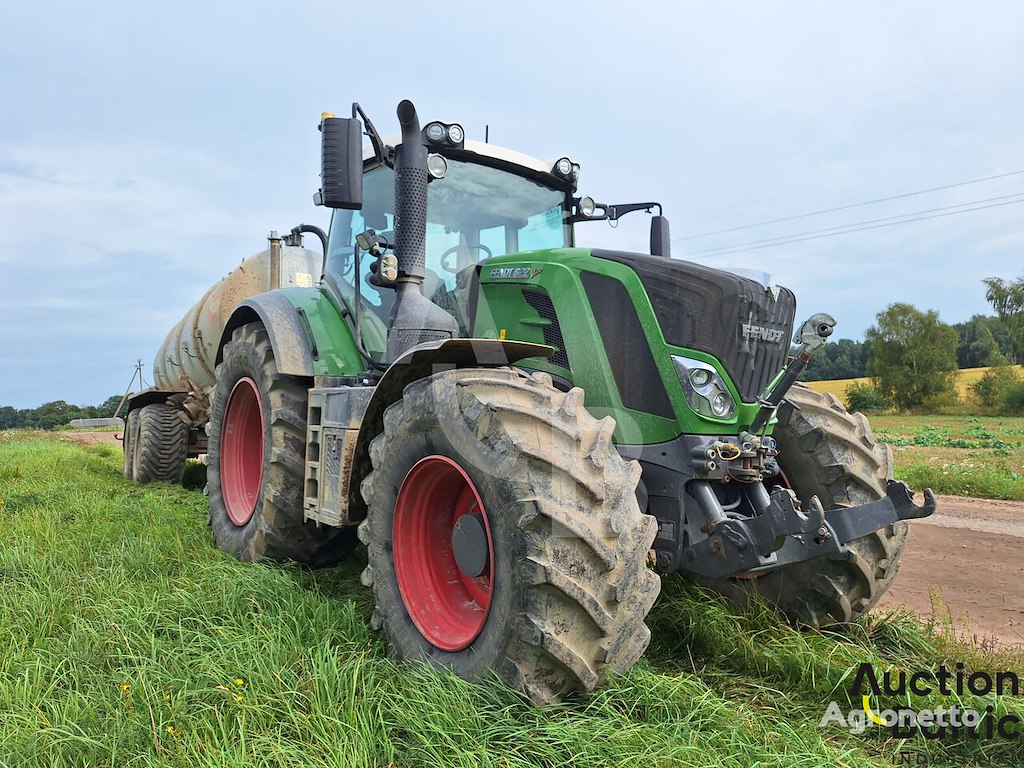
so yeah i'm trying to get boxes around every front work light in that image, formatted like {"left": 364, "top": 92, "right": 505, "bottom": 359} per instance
{"left": 424, "top": 121, "right": 465, "bottom": 148}
{"left": 425, "top": 122, "right": 447, "bottom": 143}
{"left": 427, "top": 153, "right": 448, "bottom": 179}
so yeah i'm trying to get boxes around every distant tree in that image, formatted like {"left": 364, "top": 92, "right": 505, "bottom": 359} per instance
{"left": 96, "top": 395, "right": 124, "bottom": 418}
{"left": 1005, "top": 383, "right": 1024, "bottom": 414}
{"left": 983, "top": 275, "right": 1024, "bottom": 363}
{"left": 27, "top": 400, "right": 88, "bottom": 430}
{"left": 0, "top": 394, "right": 126, "bottom": 430}
{"left": 0, "top": 406, "right": 20, "bottom": 430}
{"left": 954, "top": 314, "right": 1003, "bottom": 368}
{"left": 865, "top": 303, "right": 959, "bottom": 410}
{"left": 971, "top": 365, "right": 1022, "bottom": 411}
{"left": 844, "top": 381, "right": 891, "bottom": 412}
{"left": 799, "top": 338, "right": 869, "bottom": 381}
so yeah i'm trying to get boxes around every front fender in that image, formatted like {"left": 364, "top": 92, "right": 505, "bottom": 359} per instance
{"left": 347, "top": 338, "right": 553, "bottom": 518}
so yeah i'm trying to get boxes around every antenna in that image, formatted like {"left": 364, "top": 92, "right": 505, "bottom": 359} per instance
{"left": 485, "top": 125, "right": 489, "bottom": 144}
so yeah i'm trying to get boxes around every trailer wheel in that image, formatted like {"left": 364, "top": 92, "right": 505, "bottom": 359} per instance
{"left": 708, "top": 384, "right": 908, "bottom": 626}
{"left": 122, "top": 409, "right": 140, "bottom": 479}
{"left": 207, "top": 322, "right": 347, "bottom": 565}
{"left": 132, "top": 403, "right": 188, "bottom": 484}
{"left": 359, "top": 368, "right": 660, "bottom": 705}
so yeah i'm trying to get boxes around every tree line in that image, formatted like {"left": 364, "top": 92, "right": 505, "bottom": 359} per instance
{"left": 799, "top": 313, "right": 1016, "bottom": 382}
{"left": 0, "top": 396, "right": 123, "bottom": 431}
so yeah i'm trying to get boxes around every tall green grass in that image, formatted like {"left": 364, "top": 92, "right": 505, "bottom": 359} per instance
{"left": 1, "top": 431, "right": 1022, "bottom": 767}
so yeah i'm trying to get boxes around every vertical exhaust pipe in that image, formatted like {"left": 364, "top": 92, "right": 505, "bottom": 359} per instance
{"left": 393, "top": 99, "right": 428, "bottom": 283}
{"left": 384, "top": 99, "right": 459, "bottom": 363}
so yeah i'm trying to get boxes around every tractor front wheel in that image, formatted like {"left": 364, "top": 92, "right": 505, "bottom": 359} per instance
{"left": 359, "top": 368, "right": 661, "bottom": 705}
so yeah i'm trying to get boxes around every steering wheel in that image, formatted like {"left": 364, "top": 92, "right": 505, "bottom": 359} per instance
{"left": 439, "top": 243, "right": 492, "bottom": 274}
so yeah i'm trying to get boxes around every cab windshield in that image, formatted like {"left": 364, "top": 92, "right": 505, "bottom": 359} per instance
{"left": 326, "top": 158, "right": 569, "bottom": 350}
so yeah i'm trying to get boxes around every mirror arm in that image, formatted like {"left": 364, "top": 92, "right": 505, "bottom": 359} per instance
{"left": 352, "top": 102, "right": 387, "bottom": 166}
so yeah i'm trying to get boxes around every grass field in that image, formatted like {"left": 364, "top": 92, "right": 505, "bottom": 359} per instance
{"left": 802, "top": 370, "right": 1024, "bottom": 501}
{"left": 3, "top": 431, "right": 1024, "bottom": 767}
{"left": 869, "top": 414, "right": 1024, "bottom": 501}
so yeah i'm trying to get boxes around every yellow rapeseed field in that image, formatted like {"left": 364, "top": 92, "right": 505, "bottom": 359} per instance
{"left": 803, "top": 366, "right": 1024, "bottom": 402}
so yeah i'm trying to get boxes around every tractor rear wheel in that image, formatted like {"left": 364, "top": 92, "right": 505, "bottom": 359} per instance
{"left": 132, "top": 403, "right": 188, "bottom": 484}
{"left": 710, "top": 383, "right": 908, "bottom": 626}
{"left": 207, "top": 322, "right": 345, "bottom": 565}
{"left": 359, "top": 368, "right": 661, "bottom": 705}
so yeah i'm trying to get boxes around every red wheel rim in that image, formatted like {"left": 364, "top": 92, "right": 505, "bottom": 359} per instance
{"left": 221, "top": 377, "right": 265, "bottom": 526}
{"left": 393, "top": 455, "right": 494, "bottom": 652}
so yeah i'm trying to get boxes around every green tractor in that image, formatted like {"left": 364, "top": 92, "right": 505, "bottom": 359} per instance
{"left": 132, "top": 99, "right": 936, "bottom": 705}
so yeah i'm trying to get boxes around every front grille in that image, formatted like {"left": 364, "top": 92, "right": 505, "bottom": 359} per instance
{"left": 580, "top": 272, "right": 675, "bottom": 419}
{"left": 593, "top": 250, "right": 796, "bottom": 401}
{"left": 522, "top": 289, "right": 571, "bottom": 369}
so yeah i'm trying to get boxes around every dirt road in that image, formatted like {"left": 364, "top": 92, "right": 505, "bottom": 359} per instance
{"left": 64, "top": 430, "right": 121, "bottom": 445}
{"left": 877, "top": 494, "right": 1024, "bottom": 648}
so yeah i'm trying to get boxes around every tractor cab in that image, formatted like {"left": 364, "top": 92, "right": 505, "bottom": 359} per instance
{"left": 324, "top": 143, "right": 573, "bottom": 344}
{"left": 321, "top": 121, "right": 668, "bottom": 355}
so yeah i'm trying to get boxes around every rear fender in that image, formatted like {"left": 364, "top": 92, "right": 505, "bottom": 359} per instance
{"left": 218, "top": 289, "right": 360, "bottom": 378}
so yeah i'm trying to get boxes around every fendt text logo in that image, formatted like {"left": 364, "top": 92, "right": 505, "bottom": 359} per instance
{"left": 740, "top": 323, "right": 785, "bottom": 344}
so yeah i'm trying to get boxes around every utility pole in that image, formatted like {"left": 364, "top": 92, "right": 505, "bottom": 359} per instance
{"left": 112, "top": 360, "right": 144, "bottom": 420}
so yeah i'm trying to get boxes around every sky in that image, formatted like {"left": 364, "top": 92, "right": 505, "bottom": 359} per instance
{"left": 1, "top": 1, "right": 1022, "bottom": 409}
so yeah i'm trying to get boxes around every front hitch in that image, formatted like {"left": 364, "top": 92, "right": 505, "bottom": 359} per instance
{"left": 680, "top": 480, "right": 936, "bottom": 580}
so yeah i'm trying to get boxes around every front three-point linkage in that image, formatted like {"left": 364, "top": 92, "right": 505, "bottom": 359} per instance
{"left": 750, "top": 312, "right": 837, "bottom": 433}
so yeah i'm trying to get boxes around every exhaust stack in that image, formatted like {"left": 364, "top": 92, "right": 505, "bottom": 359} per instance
{"left": 384, "top": 99, "right": 459, "bottom": 363}
{"left": 393, "top": 100, "right": 427, "bottom": 282}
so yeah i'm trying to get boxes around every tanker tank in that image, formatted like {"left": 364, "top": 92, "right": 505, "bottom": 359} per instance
{"left": 153, "top": 237, "right": 322, "bottom": 393}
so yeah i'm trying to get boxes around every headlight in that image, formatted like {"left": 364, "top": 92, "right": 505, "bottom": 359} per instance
{"left": 671, "top": 356, "right": 736, "bottom": 420}
{"left": 711, "top": 393, "right": 730, "bottom": 416}
{"left": 690, "top": 368, "right": 711, "bottom": 387}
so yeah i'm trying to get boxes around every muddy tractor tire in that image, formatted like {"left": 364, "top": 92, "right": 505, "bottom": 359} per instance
{"left": 359, "top": 368, "right": 661, "bottom": 705}
{"left": 712, "top": 383, "right": 908, "bottom": 626}
{"left": 131, "top": 403, "right": 188, "bottom": 484}
{"left": 122, "top": 408, "right": 140, "bottom": 479}
{"left": 206, "top": 322, "right": 345, "bottom": 565}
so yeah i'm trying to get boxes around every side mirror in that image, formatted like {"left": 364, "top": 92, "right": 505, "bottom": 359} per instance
{"left": 315, "top": 117, "right": 363, "bottom": 210}
{"left": 650, "top": 215, "right": 671, "bottom": 257}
